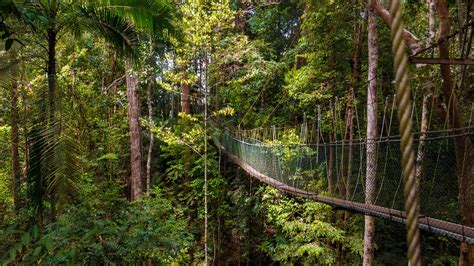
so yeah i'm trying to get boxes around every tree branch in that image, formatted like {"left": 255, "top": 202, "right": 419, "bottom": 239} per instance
{"left": 373, "top": 0, "right": 423, "bottom": 54}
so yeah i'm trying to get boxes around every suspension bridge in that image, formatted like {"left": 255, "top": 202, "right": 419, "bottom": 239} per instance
{"left": 210, "top": 114, "right": 474, "bottom": 244}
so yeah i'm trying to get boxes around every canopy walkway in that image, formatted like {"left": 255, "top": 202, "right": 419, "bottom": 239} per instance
{"left": 211, "top": 123, "right": 474, "bottom": 244}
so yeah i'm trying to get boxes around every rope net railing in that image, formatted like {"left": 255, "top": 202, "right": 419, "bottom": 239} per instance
{"left": 212, "top": 123, "right": 474, "bottom": 243}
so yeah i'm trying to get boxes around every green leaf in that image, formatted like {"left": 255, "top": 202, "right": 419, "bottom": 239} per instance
{"left": 42, "top": 236, "right": 53, "bottom": 252}
{"left": 21, "top": 232, "right": 31, "bottom": 245}
{"left": 31, "top": 224, "right": 39, "bottom": 240}
{"left": 37, "top": 15, "right": 48, "bottom": 25}
{"left": 33, "top": 246, "right": 42, "bottom": 257}
{"left": 97, "top": 153, "right": 118, "bottom": 161}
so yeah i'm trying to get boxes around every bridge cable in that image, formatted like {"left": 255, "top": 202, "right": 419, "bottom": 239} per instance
{"left": 389, "top": 1, "right": 422, "bottom": 265}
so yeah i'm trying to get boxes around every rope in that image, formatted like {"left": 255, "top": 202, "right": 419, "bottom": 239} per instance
{"left": 389, "top": 1, "right": 422, "bottom": 265}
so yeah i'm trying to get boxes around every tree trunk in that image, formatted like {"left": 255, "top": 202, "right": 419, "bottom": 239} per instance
{"left": 344, "top": 0, "right": 364, "bottom": 203}
{"left": 146, "top": 80, "right": 154, "bottom": 193}
{"left": 427, "top": 0, "right": 436, "bottom": 46}
{"left": 460, "top": 146, "right": 474, "bottom": 265}
{"left": 21, "top": 74, "right": 29, "bottom": 181}
{"left": 47, "top": 26, "right": 58, "bottom": 223}
{"left": 126, "top": 62, "right": 143, "bottom": 200}
{"left": 47, "top": 28, "right": 57, "bottom": 122}
{"left": 181, "top": 83, "right": 191, "bottom": 114}
{"left": 414, "top": 0, "right": 435, "bottom": 213}
{"left": 11, "top": 68, "right": 21, "bottom": 214}
{"left": 435, "top": 1, "right": 473, "bottom": 264}
{"left": 364, "top": 1, "right": 378, "bottom": 265}
{"left": 328, "top": 135, "right": 335, "bottom": 195}
{"left": 373, "top": 0, "right": 423, "bottom": 54}
{"left": 181, "top": 68, "right": 191, "bottom": 114}
{"left": 458, "top": 0, "right": 472, "bottom": 92}
{"left": 415, "top": 93, "right": 429, "bottom": 212}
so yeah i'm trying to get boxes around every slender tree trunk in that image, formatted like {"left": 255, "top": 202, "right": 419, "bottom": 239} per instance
{"left": 428, "top": 0, "right": 436, "bottom": 46}
{"left": 415, "top": 93, "right": 429, "bottom": 211}
{"left": 11, "top": 69, "right": 21, "bottom": 214}
{"left": 414, "top": 0, "right": 435, "bottom": 212}
{"left": 364, "top": 1, "right": 378, "bottom": 265}
{"left": 181, "top": 68, "right": 191, "bottom": 114}
{"left": 344, "top": 0, "right": 364, "bottom": 204}
{"left": 373, "top": 0, "right": 422, "bottom": 54}
{"left": 458, "top": 0, "right": 472, "bottom": 92}
{"left": 21, "top": 74, "right": 29, "bottom": 180}
{"left": 126, "top": 62, "right": 143, "bottom": 200}
{"left": 328, "top": 134, "right": 335, "bottom": 195}
{"left": 146, "top": 80, "right": 154, "bottom": 193}
{"left": 435, "top": 1, "right": 474, "bottom": 264}
{"left": 181, "top": 82, "right": 190, "bottom": 114}
{"left": 47, "top": 26, "right": 58, "bottom": 223}
{"left": 47, "top": 28, "right": 57, "bottom": 123}
{"left": 460, "top": 146, "right": 474, "bottom": 265}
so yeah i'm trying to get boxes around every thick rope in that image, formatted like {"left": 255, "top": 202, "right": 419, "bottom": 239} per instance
{"left": 388, "top": 1, "right": 422, "bottom": 265}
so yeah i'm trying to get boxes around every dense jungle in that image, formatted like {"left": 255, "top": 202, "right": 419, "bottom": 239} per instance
{"left": 0, "top": 0, "right": 473, "bottom": 265}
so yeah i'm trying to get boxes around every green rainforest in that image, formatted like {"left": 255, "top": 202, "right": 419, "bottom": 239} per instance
{"left": 0, "top": 0, "right": 473, "bottom": 265}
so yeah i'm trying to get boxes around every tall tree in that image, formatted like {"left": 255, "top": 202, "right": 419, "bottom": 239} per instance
{"left": 9, "top": 56, "right": 21, "bottom": 213}
{"left": 1, "top": 0, "right": 158, "bottom": 219}
{"left": 435, "top": 1, "right": 473, "bottom": 264}
{"left": 415, "top": 0, "right": 436, "bottom": 211}
{"left": 343, "top": 0, "right": 364, "bottom": 206}
{"left": 126, "top": 63, "right": 143, "bottom": 200}
{"left": 146, "top": 78, "right": 154, "bottom": 193}
{"left": 364, "top": 0, "right": 378, "bottom": 264}
{"left": 181, "top": 70, "right": 191, "bottom": 114}
{"left": 106, "top": 0, "right": 176, "bottom": 200}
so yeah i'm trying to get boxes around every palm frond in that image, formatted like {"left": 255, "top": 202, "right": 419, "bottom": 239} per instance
{"left": 94, "top": 0, "right": 177, "bottom": 35}
{"left": 27, "top": 122, "right": 81, "bottom": 221}
{"left": 80, "top": 5, "right": 139, "bottom": 56}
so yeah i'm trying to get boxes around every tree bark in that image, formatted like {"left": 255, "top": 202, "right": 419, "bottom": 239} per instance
{"left": 146, "top": 80, "right": 154, "bottom": 193}
{"left": 11, "top": 69, "right": 21, "bottom": 214}
{"left": 428, "top": 0, "right": 436, "bottom": 46}
{"left": 328, "top": 135, "right": 335, "bottom": 195}
{"left": 126, "top": 62, "right": 143, "bottom": 200}
{"left": 21, "top": 74, "right": 29, "bottom": 181}
{"left": 435, "top": 1, "right": 473, "bottom": 264}
{"left": 414, "top": 0, "right": 435, "bottom": 213}
{"left": 373, "top": 0, "right": 423, "bottom": 54}
{"left": 415, "top": 93, "right": 429, "bottom": 212}
{"left": 46, "top": 24, "right": 58, "bottom": 223}
{"left": 47, "top": 28, "right": 57, "bottom": 122}
{"left": 364, "top": 1, "right": 378, "bottom": 265}
{"left": 181, "top": 68, "right": 191, "bottom": 114}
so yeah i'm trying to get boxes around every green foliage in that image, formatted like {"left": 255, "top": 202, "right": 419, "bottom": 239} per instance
{"left": 211, "top": 34, "right": 284, "bottom": 127}
{"left": 0, "top": 186, "right": 192, "bottom": 265}
{"left": 27, "top": 122, "right": 80, "bottom": 222}
{"left": 248, "top": 0, "right": 302, "bottom": 56}
{"left": 96, "top": 0, "right": 177, "bottom": 36}
{"left": 0, "top": 0, "right": 469, "bottom": 264}
{"left": 0, "top": 125, "right": 13, "bottom": 219}
{"left": 257, "top": 186, "right": 363, "bottom": 264}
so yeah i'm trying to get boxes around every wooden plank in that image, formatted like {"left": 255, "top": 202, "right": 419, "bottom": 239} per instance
{"left": 409, "top": 57, "right": 474, "bottom": 65}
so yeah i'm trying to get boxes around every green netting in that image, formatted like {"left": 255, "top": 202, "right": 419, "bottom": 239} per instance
{"left": 214, "top": 126, "right": 474, "bottom": 227}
